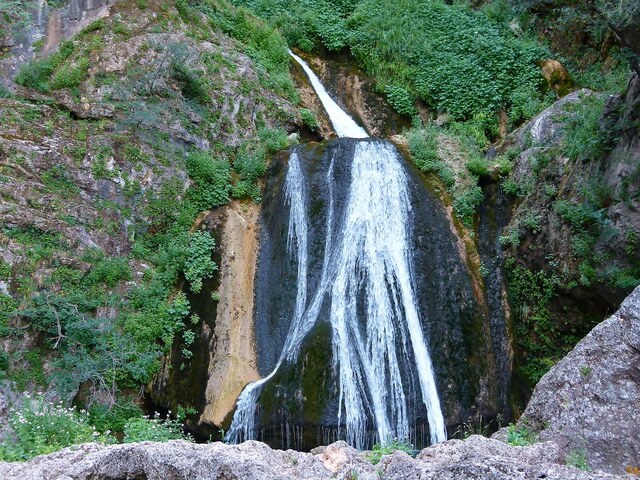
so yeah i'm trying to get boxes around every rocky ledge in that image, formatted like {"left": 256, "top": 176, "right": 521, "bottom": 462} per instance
{"left": 0, "top": 435, "right": 629, "bottom": 480}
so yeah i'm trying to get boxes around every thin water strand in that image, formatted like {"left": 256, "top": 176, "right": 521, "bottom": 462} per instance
{"left": 289, "top": 51, "right": 368, "bottom": 139}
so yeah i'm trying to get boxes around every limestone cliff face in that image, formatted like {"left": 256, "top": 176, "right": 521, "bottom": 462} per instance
{"left": 517, "top": 285, "right": 640, "bottom": 474}
{"left": 149, "top": 202, "right": 262, "bottom": 436}
{"left": 497, "top": 78, "right": 640, "bottom": 389}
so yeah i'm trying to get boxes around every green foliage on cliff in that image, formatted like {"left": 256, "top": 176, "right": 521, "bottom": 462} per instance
{"left": 1, "top": 0, "right": 297, "bottom": 442}
{"left": 186, "top": 151, "right": 231, "bottom": 211}
{"left": 15, "top": 41, "right": 77, "bottom": 92}
{"left": 560, "top": 95, "right": 613, "bottom": 162}
{"left": 184, "top": 231, "right": 218, "bottom": 294}
{"left": 231, "top": 0, "right": 547, "bottom": 121}
{"left": 0, "top": 0, "right": 31, "bottom": 32}
{"left": 348, "top": 0, "right": 546, "bottom": 119}
{"left": 505, "top": 260, "right": 591, "bottom": 384}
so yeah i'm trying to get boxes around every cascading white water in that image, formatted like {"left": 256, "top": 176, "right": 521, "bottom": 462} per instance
{"left": 289, "top": 51, "right": 368, "bottom": 139}
{"left": 226, "top": 53, "right": 447, "bottom": 447}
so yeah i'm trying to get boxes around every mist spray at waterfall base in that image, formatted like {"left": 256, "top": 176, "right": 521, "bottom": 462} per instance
{"left": 226, "top": 54, "right": 447, "bottom": 449}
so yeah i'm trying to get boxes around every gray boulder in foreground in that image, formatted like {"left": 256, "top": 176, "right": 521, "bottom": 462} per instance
{"left": 0, "top": 436, "right": 628, "bottom": 480}
{"left": 518, "top": 285, "right": 640, "bottom": 474}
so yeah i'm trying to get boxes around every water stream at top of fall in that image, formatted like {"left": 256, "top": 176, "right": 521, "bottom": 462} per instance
{"left": 226, "top": 52, "right": 447, "bottom": 448}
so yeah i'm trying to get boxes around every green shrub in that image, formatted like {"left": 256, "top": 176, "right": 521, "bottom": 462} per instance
{"left": 299, "top": 108, "right": 319, "bottom": 130}
{"left": 88, "top": 400, "right": 143, "bottom": 434}
{"left": 184, "top": 231, "right": 217, "bottom": 293}
{"left": 85, "top": 257, "right": 132, "bottom": 288}
{"left": 453, "top": 185, "right": 484, "bottom": 228}
{"left": 466, "top": 156, "right": 489, "bottom": 177}
{"left": 384, "top": 84, "right": 417, "bottom": 116}
{"left": 407, "top": 126, "right": 455, "bottom": 189}
{"left": 49, "top": 57, "right": 90, "bottom": 90}
{"left": 0, "top": 293, "right": 17, "bottom": 336}
{"left": 561, "top": 95, "right": 612, "bottom": 162}
{"left": 367, "top": 440, "right": 414, "bottom": 465}
{"left": 348, "top": 0, "right": 546, "bottom": 119}
{"left": 123, "top": 412, "right": 192, "bottom": 443}
{"left": 0, "top": 395, "right": 108, "bottom": 461}
{"left": 258, "top": 127, "right": 290, "bottom": 153}
{"left": 185, "top": 151, "right": 231, "bottom": 211}
{"left": 170, "top": 60, "right": 210, "bottom": 104}
{"left": 15, "top": 41, "right": 76, "bottom": 92}
{"left": 506, "top": 423, "right": 536, "bottom": 446}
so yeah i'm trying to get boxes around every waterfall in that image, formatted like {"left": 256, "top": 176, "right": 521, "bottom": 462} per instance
{"left": 226, "top": 53, "right": 447, "bottom": 448}
{"left": 289, "top": 51, "right": 368, "bottom": 139}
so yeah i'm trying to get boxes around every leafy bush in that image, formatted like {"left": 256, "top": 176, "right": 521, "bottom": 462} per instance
{"left": 88, "top": 400, "right": 144, "bottom": 434}
{"left": 170, "top": 60, "right": 210, "bottom": 104}
{"left": 186, "top": 151, "right": 231, "bottom": 211}
{"left": 15, "top": 41, "right": 76, "bottom": 92}
{"left": 367, "top": 440, "right": 414, "bottom": 464}
{"left": 123, "top": 412, "right": 192, "bottom": 443}
{"left": 348, "top": 0, "right": 547, "bottom": 119}
{"left": 506, "top": 423, "right": 536, "bottom": 446}
{"left": 18, "top": 293, "right": 157, "bottom": 397}
{"left": 85, "top": 256, "right": 132, "bottom": 287}
{"left": 407, "top": 127, "right": 455, "bottom": 189}
{"left": 453, "top": 185, "right": 484, "bottom": 228}
{"left": 384, "top": 84, "right": 417, "bottom": 116}
{"left": 184, "top": 231, "right": 217, "bottom": 293}
{"left": 466, "top": 156, "right": 489, "bottom": 177}
{"left": 0, "top": 292, "right": 17, "bottom": 336}
{"left": 258, "top": 127, "right": 290, "bottom": 153}
{"left": 49, "top": 58, "right": 90, "bottom": 90}
{"left": 561, "top": 94, "right": 612, "bottom": 162}
{"left": 449, "top": 112, "right": 499, "bottom": 149}
{"left": 0, "top": 394, "right": 108, "bottom": 461}
{"left": 299, "top": 108, "right": 319, "bottom": 130}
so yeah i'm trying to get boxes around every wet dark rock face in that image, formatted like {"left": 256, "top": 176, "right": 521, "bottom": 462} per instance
{"left": 250, "top": 138, "right": 512, "bottom": 450}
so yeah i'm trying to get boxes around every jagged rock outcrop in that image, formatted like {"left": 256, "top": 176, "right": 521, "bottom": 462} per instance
{"left": 499, "top": 78, "right": 640, "bottom": 388}
{"left": 517, "top": 285, "right": 640, "bottom": 474}
{"left": 0, "top": 0, "right": 118, "bottom": 82}
{"left": 0, "top": 436, "right": 628, "bottom": 480}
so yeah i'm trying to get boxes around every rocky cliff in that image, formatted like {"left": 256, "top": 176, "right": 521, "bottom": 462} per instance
{"left": 516, "top": 285, "right": 640, "bottom": 474}
{"left": 0, "top": 0, "right": 300, "bottom": 436}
